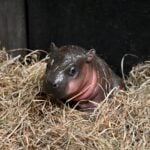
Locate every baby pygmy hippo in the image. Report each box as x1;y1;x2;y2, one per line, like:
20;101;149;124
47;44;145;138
43;43;124;112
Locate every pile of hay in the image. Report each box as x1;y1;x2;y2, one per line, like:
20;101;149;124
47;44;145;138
0;49;149;149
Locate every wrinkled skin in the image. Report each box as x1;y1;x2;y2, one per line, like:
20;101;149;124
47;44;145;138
43;43;124;112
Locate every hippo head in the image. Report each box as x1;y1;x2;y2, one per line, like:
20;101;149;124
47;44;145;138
43;43;98;103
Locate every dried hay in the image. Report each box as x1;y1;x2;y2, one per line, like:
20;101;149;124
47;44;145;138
0;49;149;150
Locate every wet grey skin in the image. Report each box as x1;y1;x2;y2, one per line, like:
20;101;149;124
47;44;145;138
43;43;124;112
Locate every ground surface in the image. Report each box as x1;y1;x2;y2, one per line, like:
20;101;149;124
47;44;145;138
0;50;149;150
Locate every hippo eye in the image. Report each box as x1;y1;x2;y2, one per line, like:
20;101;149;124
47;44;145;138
68;66;76;76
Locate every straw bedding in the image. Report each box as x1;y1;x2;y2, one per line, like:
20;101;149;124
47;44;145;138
0;49;149;150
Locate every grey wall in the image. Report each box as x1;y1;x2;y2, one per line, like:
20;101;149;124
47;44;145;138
0;0;27;56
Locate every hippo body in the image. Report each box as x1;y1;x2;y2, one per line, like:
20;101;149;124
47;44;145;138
43;43;124;112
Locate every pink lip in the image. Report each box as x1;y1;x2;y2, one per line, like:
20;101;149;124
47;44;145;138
66;64;98;101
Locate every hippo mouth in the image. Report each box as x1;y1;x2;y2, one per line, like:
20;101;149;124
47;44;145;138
66;63;99;102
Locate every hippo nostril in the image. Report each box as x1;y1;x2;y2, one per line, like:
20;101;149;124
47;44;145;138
53;82;58;88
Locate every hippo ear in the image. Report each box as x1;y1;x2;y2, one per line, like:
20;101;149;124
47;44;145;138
86;49;96;62
50;42;58;52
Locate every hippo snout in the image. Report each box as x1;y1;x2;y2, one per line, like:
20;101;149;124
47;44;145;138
43;71;67;98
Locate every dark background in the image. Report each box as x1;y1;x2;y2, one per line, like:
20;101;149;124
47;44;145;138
0;0;150;75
